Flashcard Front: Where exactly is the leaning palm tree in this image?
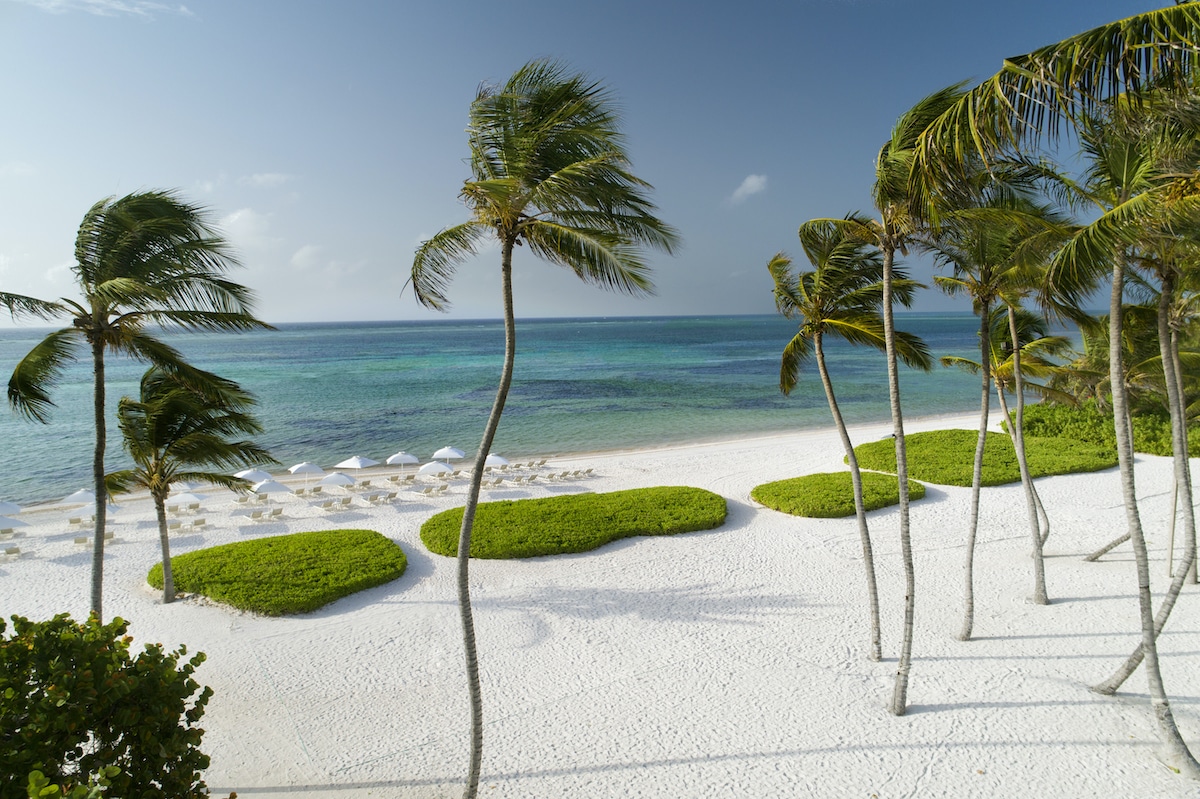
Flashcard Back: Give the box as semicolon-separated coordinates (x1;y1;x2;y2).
768;216;930;663
409;59;678;799
6;190;270;622
107;367;277;603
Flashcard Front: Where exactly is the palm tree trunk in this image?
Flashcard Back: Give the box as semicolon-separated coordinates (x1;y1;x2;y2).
155;494;175;603
883;243;915;717
814;331;882;661
1093;272;1197;695
456;239;518;799
1008;305;1048;605
960;302;991;642
1170;324;1197;586
1099;259;1200;777
91;336;107;622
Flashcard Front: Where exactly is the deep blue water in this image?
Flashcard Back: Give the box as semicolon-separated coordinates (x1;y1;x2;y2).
0;313;1023;505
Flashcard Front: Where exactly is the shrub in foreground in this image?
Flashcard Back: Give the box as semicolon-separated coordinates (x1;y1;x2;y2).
421;486;727;558
148;529;407;615
853;429;1116;487
0;614;212;799
752;471;926;518
1019;400;1200;457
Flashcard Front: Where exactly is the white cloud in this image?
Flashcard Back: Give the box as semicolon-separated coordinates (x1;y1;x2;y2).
239;173;293;188
729;174;768;204
289;244;322;271
218;207;281;251
13;0;192;16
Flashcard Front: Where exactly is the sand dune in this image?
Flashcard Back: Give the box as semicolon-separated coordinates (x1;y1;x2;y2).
2;412;1198;798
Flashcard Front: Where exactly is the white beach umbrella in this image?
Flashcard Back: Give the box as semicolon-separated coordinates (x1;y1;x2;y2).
336;455;380;472
418;461;453;476
63;488;95;505
318;472;356;487
235;468;274;483
433;446;465;461
0;516;29;530
0;501;21;516
252;479;292;496
386;451;419;467
171;481;205;493
171;492;209;505
484;454;509;468
289;461;325;487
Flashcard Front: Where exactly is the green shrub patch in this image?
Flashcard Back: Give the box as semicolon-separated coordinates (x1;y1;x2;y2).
148;529;407;615
752;471;926;518
853;429;1116;487
420;486;727;558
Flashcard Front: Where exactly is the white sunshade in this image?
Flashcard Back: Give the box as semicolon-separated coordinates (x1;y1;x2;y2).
252;479;292;495
235;468;274;483
336;455;380;470
171;480;205;493
386;451;419;466
170;492;208;505
433;446;465;461
484;454;509;468
0;501;21;516
63;488;95;504
418;461;453;475
318;472;356;487
288;461;325;476
0;516;29;529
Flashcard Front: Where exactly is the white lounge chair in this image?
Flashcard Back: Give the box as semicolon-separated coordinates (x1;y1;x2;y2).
192;518;207;529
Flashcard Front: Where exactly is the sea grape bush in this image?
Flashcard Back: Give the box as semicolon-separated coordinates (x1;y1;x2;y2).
0;614;214;799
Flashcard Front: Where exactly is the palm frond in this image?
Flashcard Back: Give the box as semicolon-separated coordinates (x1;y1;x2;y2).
7;328;82;423
523;221;655;296
410;222;489;311
0;293;66;321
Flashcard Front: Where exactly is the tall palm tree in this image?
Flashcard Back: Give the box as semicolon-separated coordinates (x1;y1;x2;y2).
768;215;931;663
409;59;678;799
6;190;270;622
107;367;277;603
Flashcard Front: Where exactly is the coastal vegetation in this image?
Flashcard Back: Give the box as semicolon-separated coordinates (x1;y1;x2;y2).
752;472;924;519
853;429;1115;487
0;613;215;799
421;487;726;559
4;190;271;623
146;529;407;616
1021;400;1200;456
108;367;277;604
409;58;679;798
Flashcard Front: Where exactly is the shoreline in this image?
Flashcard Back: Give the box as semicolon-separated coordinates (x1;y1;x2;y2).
2;411;1194;799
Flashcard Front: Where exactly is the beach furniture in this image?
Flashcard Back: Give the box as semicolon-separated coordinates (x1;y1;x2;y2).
192;518;207;529
167;520;182;532
317;499;336;511
3;546;20;558
526;474;538;483
248;510;265;521
268;507;283;519
104;532;115;541
0;528;14;538
419;486;435;496
73;536;88;546
167;504;180;515
234;495;250;505
339;496;352;507
437;483;449;493
311;486;322;495
187;502;200;512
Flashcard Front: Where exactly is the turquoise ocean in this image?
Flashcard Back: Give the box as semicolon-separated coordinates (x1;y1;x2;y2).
0;313;1006;505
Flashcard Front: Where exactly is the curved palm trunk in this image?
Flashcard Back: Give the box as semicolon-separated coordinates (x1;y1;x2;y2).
155;494;175;603
1171;326;1197;586
1007;305;1048;605
960;302;992;642
456;240;518;799
91;336;107;622
1093;272;1197;695
882;244;915;716
1098;260;1200;777
814;331;882;661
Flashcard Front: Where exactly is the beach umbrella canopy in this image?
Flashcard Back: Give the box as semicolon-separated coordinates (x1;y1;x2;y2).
171;481;205;493
0;516;29;530
484;454;509;468
63;488;95;505
336;455;380;471
418;461;453;476
235;468;274;483
252;479;291;495
318;472;356;487
386;451;419;466
433;446;465;461
289;461;325;476
0;501;21;516
171;492;208;505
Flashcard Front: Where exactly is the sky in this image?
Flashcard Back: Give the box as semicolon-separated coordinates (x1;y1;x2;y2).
0;0;1158;325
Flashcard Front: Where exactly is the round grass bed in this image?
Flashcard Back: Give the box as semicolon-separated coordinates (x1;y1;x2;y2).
420;486;727;558
752;471;926;518
147;529;407;615
852;429;1117;487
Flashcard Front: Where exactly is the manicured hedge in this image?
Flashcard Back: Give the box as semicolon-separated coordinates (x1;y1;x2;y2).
752;471;926;518
420;486;727;558
853;429;1116;487
1019;401;1200;457
148;529;407;615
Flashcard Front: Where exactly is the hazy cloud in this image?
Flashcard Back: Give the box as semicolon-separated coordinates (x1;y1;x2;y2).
13;0;192;16
218;208;281;251
239;173;293;188
730;174;768;204
290;244;322;271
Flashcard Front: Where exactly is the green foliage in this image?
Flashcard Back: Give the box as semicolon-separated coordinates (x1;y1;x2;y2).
853;429;1116;487
1020;400;1200;457
0;614;212;799
147;529;407;615
751;471;926;518
420;487;727;558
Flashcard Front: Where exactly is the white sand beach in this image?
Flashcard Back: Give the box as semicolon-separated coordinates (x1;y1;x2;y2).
2;412;1199;799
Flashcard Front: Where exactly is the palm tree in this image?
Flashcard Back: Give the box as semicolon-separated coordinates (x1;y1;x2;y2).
768;216;931;663
107;367;277;603
408;59;678;799
913;8;1200;770
6;190;270;622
